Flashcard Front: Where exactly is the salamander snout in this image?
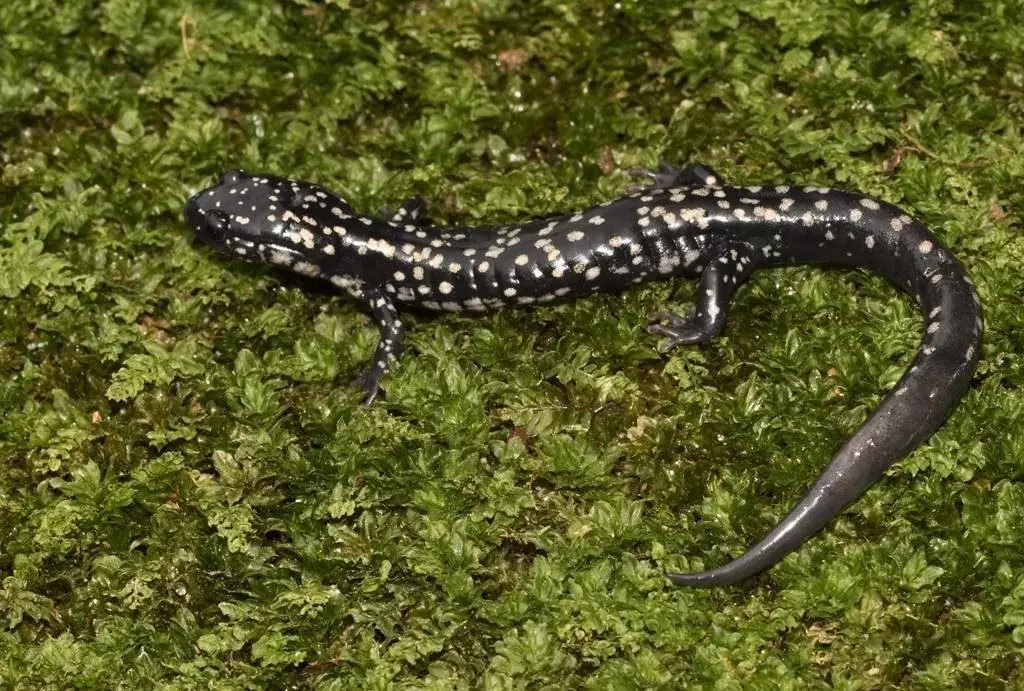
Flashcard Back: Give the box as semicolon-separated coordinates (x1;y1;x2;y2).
184;172;268;256
185;170;352;268
183;192;205;235
183;170;251;237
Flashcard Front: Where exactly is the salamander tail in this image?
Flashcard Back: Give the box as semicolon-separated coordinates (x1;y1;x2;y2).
668;261;981;588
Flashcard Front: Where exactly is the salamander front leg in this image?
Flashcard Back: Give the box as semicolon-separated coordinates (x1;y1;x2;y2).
649;243;759;350
627;161;723;191
382;195;429;225
356;289;406;405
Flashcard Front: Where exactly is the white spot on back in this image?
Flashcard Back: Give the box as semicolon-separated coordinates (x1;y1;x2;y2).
752;206;780;221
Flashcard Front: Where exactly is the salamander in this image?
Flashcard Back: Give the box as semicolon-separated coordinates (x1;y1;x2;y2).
183;162;982;587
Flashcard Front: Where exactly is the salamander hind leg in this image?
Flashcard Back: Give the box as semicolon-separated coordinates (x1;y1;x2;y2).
649;243;758;350
354;288;406;405
628;161;724;191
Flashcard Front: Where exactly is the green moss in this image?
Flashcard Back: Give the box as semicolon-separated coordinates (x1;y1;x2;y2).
1;0;1023;686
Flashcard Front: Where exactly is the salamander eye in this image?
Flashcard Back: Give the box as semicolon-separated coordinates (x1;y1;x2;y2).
207;210;230;233
218;170;244;186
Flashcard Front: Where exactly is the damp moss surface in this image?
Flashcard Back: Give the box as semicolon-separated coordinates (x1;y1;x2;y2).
2;0;1023;686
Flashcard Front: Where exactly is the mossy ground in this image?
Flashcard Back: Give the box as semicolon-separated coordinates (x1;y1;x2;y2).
1;0;1023;687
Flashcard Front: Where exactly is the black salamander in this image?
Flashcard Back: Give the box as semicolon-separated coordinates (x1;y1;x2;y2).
184;163;982;587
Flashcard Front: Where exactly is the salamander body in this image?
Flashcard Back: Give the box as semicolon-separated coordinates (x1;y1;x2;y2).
184;162;981;587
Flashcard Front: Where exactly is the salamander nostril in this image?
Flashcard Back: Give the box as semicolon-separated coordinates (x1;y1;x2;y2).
207;210;230;232
219;170;244;186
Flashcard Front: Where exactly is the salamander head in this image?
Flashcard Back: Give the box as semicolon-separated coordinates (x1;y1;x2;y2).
184;170;355;275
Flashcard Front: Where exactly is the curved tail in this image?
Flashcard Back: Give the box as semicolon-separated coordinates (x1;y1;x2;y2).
670;218;982;587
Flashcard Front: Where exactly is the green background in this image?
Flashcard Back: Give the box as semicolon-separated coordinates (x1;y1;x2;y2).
2;0;1023;686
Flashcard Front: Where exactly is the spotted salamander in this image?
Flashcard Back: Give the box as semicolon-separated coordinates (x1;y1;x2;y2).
184;162;982;587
